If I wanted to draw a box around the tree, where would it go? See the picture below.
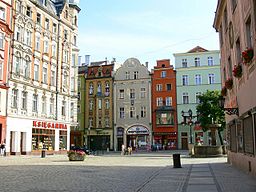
[196,90,225,145]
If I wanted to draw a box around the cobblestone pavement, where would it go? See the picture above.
[0,151,255,192]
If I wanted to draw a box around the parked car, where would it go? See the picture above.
[70,146,91,155]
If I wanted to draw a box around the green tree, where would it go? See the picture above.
[196,90,225,145]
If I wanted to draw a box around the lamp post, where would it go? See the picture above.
[181,109,199,144]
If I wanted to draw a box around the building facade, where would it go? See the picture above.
[214,0,256,176]
[84,61,114,151]
[6,0,80,155]
[113,58,152,151]
[174,46,222,149]
[151,59,177,150]
[0,0,13,144]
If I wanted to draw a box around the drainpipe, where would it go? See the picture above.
[55,21,61,121]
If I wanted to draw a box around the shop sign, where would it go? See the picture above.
[127,126,149,135]
[33,121,67,129]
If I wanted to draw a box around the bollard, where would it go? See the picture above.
[41,149,46,158]
[173,153,181,168]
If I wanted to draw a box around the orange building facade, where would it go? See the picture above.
[151,59,178,150]
[0,0,12,144]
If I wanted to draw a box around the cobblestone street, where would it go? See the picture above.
[0,151,255,192]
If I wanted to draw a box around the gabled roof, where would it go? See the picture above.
[187,46,208,53]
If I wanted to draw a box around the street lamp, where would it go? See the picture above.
[181,109,199,144]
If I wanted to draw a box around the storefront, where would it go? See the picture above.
[153,132,177,150]
[6,118,70,155]
[126,125,150,150]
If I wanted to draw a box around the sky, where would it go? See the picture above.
[77,0,219,70]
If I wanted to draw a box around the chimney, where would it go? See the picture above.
[145,62,149,68]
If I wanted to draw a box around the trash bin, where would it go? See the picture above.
[41,149,46,158]
[173,153,181,168]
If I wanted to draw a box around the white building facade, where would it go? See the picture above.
[6,0,80,155]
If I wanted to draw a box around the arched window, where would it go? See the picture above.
[97,82,102,94]
[89,82,93,95]
[105,81,110,96]
[24,56,30,78]
[15,52,21,74]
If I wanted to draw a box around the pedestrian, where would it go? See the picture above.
[121,144,125,155]
[0,143,6,156]
[128,146,132,155]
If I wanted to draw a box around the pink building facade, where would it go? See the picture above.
[214,0,256,176]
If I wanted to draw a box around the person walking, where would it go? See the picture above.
[121,144,125,155]
[0,143,6,156]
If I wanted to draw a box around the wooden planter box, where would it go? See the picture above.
[68,154,85,161]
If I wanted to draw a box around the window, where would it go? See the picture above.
[208,57,213,66]
[182,92,189,104]
[74,16,77,25]
[156,112,174,125]
[166,84,171,91]
[130,107,135,118]
[105,99,110,109]
[134,71,138,79]
[98,99,102,110]
[89,100,93,111]
[43,67,47,84]
[0,7,5,20]
[236,39,241,63]
[16,1,21,12]
[120,107,124,119]
[182,75,188,86]
[208,74,215,84]
[61,100,66,116]
[36,13,41,24]
[53,23,57,33]
[228,57,233,78]
[42,96,46,114]
[50,97,54,115]
[34,63,39,81]
[0,62,2,80]
[22,91,28,110]
[64,50,68,63]
[196,92,201,104]
[141,106,146,118]
[156,84,162,91]
[161,71,166,78]
[125,71,130,79]
[73,35,77,46]
[182,59,187,68]
[63,71,68,87]
[64,30,68,40]
[25,30,32,46]
[89,118,93,128]
[11,89,18,108]
[32,94,38,112]
[0,32,4,49]
[51,69,55,86]
[105,117,110,127]
[35,36,40,51]
[195,74,202,85]
[97,83,102,94]
[16,26,21,41]
[44,40,49,53]
[26,6,31,17]
[89,83,93,95]
[24,59,30,78]
[140,88,146,98]
[195,58,200,67]
[105,82,110,96]
[166,97,172,106]
[65,10,69,18]
[246,17,253,48]
[156,97,163,107]
[15,54,21,74]
[119,89,124,99]
[130,89,135,99]
[70,102,74,118]
[71,77,75,92]
[45,18,49,29]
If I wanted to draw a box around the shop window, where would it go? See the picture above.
[59,130,67,150]
[32,128,55,151]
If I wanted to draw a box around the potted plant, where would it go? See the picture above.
[232,64,242,78]
[67,150,85,161]
[242,48,254,64]
[225,78,233,90]
[221,87,227,96]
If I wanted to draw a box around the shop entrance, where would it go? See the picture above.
[20,132,26,155]
[126,125,150,150]
[181,138,188,150]
[117,138,123,151]
[89,135,110,151]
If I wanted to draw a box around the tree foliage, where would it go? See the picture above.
[196,90,225,132]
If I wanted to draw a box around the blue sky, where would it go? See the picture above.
[78,0,219,69]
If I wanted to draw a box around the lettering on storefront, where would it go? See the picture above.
[127,126,149,135]
[33,121,67,129]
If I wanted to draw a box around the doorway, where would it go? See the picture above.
[181,138,188,150]
[117,138,123,151]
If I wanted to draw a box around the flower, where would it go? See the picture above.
[221,87,227,96]
[67,150,85,157]
[232,64,242,78]
[242,48,254,64]
[225,78,233,90]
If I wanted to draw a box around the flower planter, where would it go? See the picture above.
[242,48,254,64]
[69,154,85,161]
[233,64,242,78]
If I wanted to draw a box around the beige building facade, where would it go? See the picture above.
[214,0,256,176]
[6,0,80,155]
